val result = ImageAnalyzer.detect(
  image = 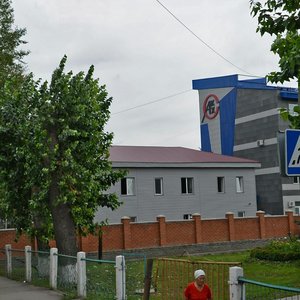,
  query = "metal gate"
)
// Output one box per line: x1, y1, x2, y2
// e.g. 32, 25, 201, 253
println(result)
153, 258, 241, 300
